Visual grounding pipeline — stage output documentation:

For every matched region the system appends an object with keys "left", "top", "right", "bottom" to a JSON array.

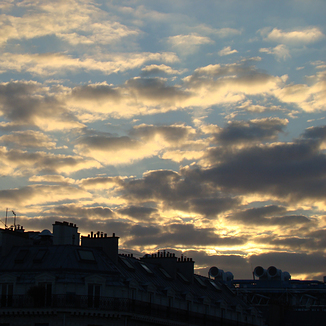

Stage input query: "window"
[
  {"left": 15, "top": 249, "right": 28, "bottom": 263},
  {"left": 119, "top": 257, "right": 135, "bottom": 271},
  {"left": 27, "top": 283, "right": 52, "bottom": 307},
  {"left": 194, "top": 275, "right": 207, "bottom": 288},
  {"left": 177, "top": 272, "right": 190, "bottom": 284},
  {"left": 0, "top": 283, "right": 13, "bottom": 307},
  {"left": 33, "top": 249, "right": 47, "bottom": 263},
  {"left": 209, "top": 280, "right": 221, "bottom": 291},
  {"left": 139, "top": 262, "right": 153, "bottom": 274},
  {"left": 78, "top": 250, "right": 96, "bottom": 262},
  {"left": 88, "top": 284, "right": 100, "bottom": 308},
  {"left": 159, "top": 267, "right": 172, "bottom": 280}
]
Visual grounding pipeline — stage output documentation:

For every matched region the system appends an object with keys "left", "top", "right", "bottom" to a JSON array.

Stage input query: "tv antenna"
[
  {"left": 1, "top": 208, "right": 8, "bottom": 228},
  {"left": 12, "top": 210, "right": 16, "bottom": 228}
]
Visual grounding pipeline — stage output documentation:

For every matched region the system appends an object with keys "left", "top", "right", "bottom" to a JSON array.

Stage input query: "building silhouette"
[{"left": 0, "top": 221, "right": 264, "bottom": 326}]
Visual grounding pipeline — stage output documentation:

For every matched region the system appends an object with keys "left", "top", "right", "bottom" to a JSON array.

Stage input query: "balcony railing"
[{"left": 0, "top": 294, "right": 250, "bottom": 326}]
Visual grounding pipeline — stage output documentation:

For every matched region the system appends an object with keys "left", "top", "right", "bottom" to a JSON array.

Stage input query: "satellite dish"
[
  {"left": 254, "top": 266, "right": 266, "bottom": 278},
  {"left": 209, "top": 266, "right": 220, "bottom": 278}
]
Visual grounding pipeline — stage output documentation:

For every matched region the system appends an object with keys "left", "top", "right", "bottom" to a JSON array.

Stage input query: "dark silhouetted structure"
[{"left": 0, "top": 221, "right": 264, "bottom": 326}]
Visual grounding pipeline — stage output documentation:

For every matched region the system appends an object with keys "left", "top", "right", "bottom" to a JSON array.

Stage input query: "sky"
[{"left": 0, "top": 0, "right": 326, "bottom": 280}]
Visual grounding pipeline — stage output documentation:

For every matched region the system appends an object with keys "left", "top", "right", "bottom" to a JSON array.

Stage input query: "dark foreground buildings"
[
  {"left": 0, "top": 221, "right": 264, "bottom": 326},
  {"left": 0, "top": 221, "right": 325, "bottom": 326}
]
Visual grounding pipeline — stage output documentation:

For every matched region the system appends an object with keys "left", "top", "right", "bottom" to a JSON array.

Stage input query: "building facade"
[{"left": 0, "top": 221, "right": 264, "bottom": 326}]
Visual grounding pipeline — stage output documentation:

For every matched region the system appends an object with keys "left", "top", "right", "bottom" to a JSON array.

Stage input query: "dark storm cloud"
[
  {"left": 118, "top": 205, "right": 158, "bottom": 220},
  {"left": 302, "top": 125, "right": 326, "bottom": 141},
  {"left": 130, "top": 224, "right": 161, "bottom": 237},
  {"left": 0, "top": 81, "right": 76, "bottom": 127},
  {"left": 187, "top": 135, "right": 326, "bottom": 202},
  {"left": 120, "top": 170, "right": 238, "bottom": 217},
  {"left": 183, "top": 250, "right": 252, "bottom": 278},
  {"left": 213, "top": 118, "right": 287, "bottom": 144},
  {"left": 188, "top": 197, "right": 239, "bottom": 218},
  {"left": 52, "top": 205, "right": 115, "bottom": 219},
  {"left": 125, "top": 223, "right": 246, "bottom": 247},
  {"left": 0, "top": 187, "right": 34, "bottom": 204},
  {"left": 229, "top": 205, "right": 311, "bottom": 226},
  {"left": 270, "top": 237, "right": 313, "bottom": 250},
  {"left": 76, "top": 134, "right": 139, "bottom": 150},
  {"left": 249, "top": 252, "right": 326, "bottom": 278},
  {"left": 306, "top": 229, "right": 326, "bottom": 249}
]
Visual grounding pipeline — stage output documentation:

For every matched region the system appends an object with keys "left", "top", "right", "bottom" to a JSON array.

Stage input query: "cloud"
[
  {"left": 141, "top": 64, "right": 186, "bottom": 76},
  {"left": 0, "top": 130, "right": 57, "bottom": 149},
  {"left": 183, "top": 63, "right": 285, "bottom": 103},
  {"left": 249, "top": 252, "right": 326, "bottom": 279},
  {"left": 218, "top": 46, "right": 238, "bottom": 56},
  {"left": 196, "top": 25, "right": 242, "bottom": 38},
  {"left": 0, "top": 146, "right": 101, "bottom": 176},
  {"left": 79, "top": 176, "right": 122, "bottom": 190},
  {"left": 51, "top": 204, "right": 115, "bottom": 219},
  {"left": 213, "top": 118, "right": 288, "bottom": 145},
  {"left": 0, "top": 52, "right": 179, "bottom": 76},
  {"left": 274, "top": 69, "right": 326, "bottom": 112},
  {"left": 167, "top": 33, "right": 214, "bottom": 54},
  {"left": 265, "top": 27, "right": 325, "bottom": 44},
  {"left": 0, "top": 81, "right": 83, "bottom": 131},
  {"left": 74, "top": 124, "right": 197, "bottom": 166},
  {"left": 129, "top": 124, "right": 196, "bottom": 145},
  {"left": 118, "top": 205, "right": 158, "bottom": 221},
  {"left": 260, "top": 44, "right": 291, "bottom": 61},
  {"left": 0, "top": 0, "right": 138, "bottom": 46},
  {"left": 29, "top": 175, "right": 76, "bottom": 184},
  {"left": 186, "top": 134, "right": 326, "bottom": 204},
  {"left": 0, "top": 184, "right": 92, "bottom": 207},
  {"left": 119, "top": 169, "right": 239, "bottom": 218},
  {"left": 228, "top": 205, "right": 312, "bottom": 226},
  {"left": 125, "top": 223, "right": 246, "bottom": 248}
]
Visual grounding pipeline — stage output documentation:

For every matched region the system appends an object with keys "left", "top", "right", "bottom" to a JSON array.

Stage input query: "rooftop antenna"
[
  {"left": 12, "top": 210, "right": 16, "bottom": 229},
  {"left": 5, "top": 208, "right": 8, "bottom": 228}
]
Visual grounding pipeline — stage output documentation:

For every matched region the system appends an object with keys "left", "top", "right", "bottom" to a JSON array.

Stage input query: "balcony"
[{"left": 0, "top": 294, "right": 250, "bottom": 326}]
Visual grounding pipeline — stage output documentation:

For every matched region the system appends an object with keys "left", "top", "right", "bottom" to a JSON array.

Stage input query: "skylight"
[
  {"left": 78, "top": 250, "right": 96, "bottom": 262},
  {"left": 194, "top": 276, "right": 207, "bottom": 288},
  {"left": 177, "top": 272, "right": 190, "bottom": 284},
  {"left": 209, "top": 280, "right": 222, "bottom": 291},
  {"left": 15, "top": 249, "right": 29, "bottom": 263},
  {"left": 33, "top": 249, "right": 47, "bottom": 262},
  {"left": 139, "top": 262, "right": 153, "bottom": 274},
  {"left": 119, "top": 257, "right": 135, "bottom": 271},
  {"left": 159, "top": 267, "right": 172, "bottom": 280}
]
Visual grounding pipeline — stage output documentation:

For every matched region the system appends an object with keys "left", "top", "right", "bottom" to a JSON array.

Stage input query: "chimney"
[
  {"left": 0, "top": 227, "right": 31, "bottom": 256},
  {"left": 177, "top": 257, "right": 195, "bottom": 283},
  {"left": 81, "top": 232, "right": 119, "bottom": 263},
  {"left": 141, "top": 251, "right": 178, "bottom": 279},
  {"left": 52, "top": 221, "right": 80, "bottom": 246}
]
